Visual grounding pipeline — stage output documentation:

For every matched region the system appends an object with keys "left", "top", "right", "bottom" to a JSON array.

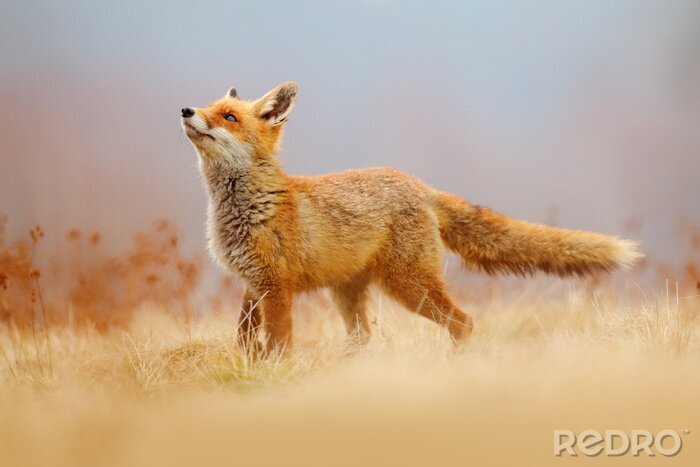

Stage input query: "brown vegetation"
[{"left": 1, "top": 216, "right": 203, "bottom": 331}]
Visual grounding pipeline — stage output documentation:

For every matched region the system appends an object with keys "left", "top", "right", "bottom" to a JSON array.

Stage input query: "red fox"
[{"left": 181, "top": 82, "right": 642, "bottom": 353}]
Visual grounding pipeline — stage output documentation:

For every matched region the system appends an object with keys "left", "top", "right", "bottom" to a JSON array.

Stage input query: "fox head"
[{"left": 181, "top": 82, "right": 298, "bottom": 168}]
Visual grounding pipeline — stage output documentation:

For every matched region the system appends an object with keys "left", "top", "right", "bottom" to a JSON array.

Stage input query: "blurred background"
[{"left": 1, "top": 0, "right": 699, "bottom": 276}]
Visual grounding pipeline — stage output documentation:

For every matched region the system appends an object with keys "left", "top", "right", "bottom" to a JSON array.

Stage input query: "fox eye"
[{"left": 223, "top": 114, "right": 238, "bottom": 122}]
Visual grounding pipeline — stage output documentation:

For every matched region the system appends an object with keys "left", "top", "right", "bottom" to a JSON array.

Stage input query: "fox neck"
[
  {"left": 201, "top": 154, "right": 287, "bottom": 223},
  {"left": 200, "top": 155, "right": 288, "bottom": 279}
]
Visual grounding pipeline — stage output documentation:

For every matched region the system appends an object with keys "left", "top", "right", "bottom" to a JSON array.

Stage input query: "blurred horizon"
[{"left": 1, "top": 0, "right": 699, "bottom": 273}]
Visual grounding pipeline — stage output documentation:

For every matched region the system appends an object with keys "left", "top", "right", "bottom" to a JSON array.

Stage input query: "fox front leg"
[
  {"left": 261, "top": 289, "right": 293, "bottom": 355},
  {"left": 237, "top": 288, "right": 264, "bottom": 355}
]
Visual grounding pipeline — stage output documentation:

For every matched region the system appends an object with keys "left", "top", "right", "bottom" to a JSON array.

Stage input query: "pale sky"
[{"left": 1, "top": 0, "right": 699, "bottom": 266}]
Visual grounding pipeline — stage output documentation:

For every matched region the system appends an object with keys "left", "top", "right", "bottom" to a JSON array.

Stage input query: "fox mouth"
[{"left": 183, "top": 121, "right": 215, "bottom": 141}]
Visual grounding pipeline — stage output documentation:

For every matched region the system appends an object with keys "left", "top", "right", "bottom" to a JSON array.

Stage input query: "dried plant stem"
[
  {"left": 0, "top": 337, "right": 17, "bottom": 381},
  {"left": 33, "top": 276, "right": 53, "bottom": 377}
]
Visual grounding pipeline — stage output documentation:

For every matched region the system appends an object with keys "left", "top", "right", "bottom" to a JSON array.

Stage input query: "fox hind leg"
[
  {"left": 331, "top": 275, "right": 372, "bottom": 347},
  {"left": 381, "top": 274, "right": 473, "bottom": 342}
]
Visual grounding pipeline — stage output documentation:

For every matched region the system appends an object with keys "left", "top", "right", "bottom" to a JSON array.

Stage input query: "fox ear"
[
  {"left": 225, "top": 87, "right": 238, "bottom": 99},
  {"left": 254, "top": 82, "right": 298, "bottom": 126}
]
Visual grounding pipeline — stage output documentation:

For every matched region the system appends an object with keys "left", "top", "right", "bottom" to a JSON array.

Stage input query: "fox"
[{"left": 181, "top": 81, "right": 642, "bottom": 353}]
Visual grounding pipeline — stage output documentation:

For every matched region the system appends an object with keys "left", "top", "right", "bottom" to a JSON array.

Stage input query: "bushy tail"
[{"left": 432, "top": 192, "right": 642, "bottom": 277}]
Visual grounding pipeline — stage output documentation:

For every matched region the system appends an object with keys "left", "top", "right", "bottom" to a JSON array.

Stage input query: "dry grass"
[
  {"left": 1, "top": 287, "right": 699, "bottom": 466},
  {"left": 1, "top": 216, "right": 700, "bottom": 466}
]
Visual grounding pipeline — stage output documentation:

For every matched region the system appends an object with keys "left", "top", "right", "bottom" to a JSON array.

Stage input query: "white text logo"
[{"left": 554, "top": 429, "right": 684, "bottom": 457}]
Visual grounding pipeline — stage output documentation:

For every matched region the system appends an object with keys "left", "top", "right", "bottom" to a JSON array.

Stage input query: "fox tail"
[{"left": 432, "top": 192, "right": 642, "bottom": 277}]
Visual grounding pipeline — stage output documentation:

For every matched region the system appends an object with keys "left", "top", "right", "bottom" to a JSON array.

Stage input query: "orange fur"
[{"left": 181, "top": 82, "right": 642, "bottom": 353}]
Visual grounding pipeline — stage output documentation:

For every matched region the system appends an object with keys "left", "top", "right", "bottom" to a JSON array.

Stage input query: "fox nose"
[{"left": 181, "top": 107, "right": 195, "bottom": 118}]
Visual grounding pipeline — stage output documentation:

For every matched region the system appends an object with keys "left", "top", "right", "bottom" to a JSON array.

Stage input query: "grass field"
[{"left": 1, "top": 218, "right": 699, "bottom": 466}]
